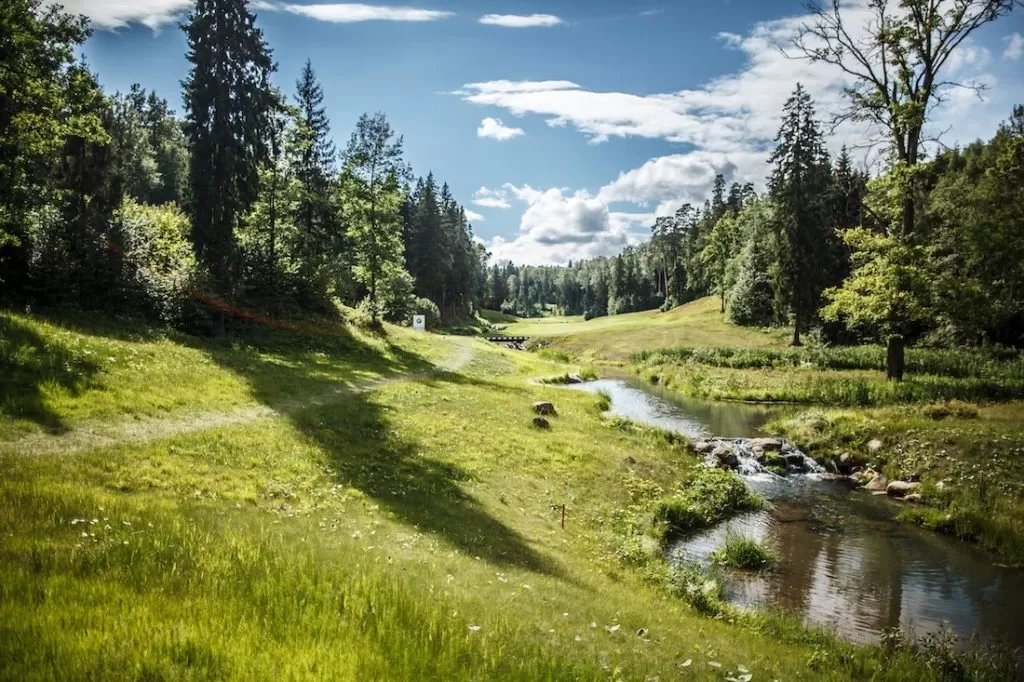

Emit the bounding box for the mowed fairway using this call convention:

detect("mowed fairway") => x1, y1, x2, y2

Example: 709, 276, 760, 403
504, 297, 785, 362
0, 309, 935, 680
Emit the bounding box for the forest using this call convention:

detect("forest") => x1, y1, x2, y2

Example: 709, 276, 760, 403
493, 95, 1024, 367
1, 0, 487, 333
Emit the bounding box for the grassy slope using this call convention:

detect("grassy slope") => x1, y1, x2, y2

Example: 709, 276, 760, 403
503, 297, 785, 362
0, 309, 935, 681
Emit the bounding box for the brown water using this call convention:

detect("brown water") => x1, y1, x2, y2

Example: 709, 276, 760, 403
570, 378, 1024, 651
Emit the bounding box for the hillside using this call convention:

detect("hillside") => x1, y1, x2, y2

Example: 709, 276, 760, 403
502, 297, 786, 361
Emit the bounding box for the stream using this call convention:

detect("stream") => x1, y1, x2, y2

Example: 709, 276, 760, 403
570, 378, 1024, 652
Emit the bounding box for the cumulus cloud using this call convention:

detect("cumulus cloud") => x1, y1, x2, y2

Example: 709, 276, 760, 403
486, 185, 654, 265
464, 209, 485, 222
1005, 33, 1024, 61
477, 117, 525, 141
51, 0, 194, 30
478, 13, 562, 28
460, 0, 1012, 264
279, 3, 454, 22
472, 187, 511, 209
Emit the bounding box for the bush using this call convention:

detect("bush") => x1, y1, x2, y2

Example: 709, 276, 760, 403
922, 400, 980, 420
710, 536, 777, 570
380, 269, 416, 324
411, 297, 441, 329
652, 468, 763, 540
114, 199, 197, 325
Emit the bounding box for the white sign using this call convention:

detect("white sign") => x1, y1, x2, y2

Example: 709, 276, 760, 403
412, 315, 426, 331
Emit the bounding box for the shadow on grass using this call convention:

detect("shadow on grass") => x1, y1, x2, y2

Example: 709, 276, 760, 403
0, 313, 100, 434
198, 323, 559, 575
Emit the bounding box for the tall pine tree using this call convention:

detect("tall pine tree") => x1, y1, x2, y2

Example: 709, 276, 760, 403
768, 83, 833, 346
289, 59, 340, 285
182, 0, 276, 327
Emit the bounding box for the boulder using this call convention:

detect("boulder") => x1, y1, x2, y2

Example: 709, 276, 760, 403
750, 445, 766, 462
567, 374, 584, 384
693, 440, 716, 455
835, 452, 859, 472
532, 416, 550, 429
886, 480, 921, 498
748, 438, 784, 452
712, 445, 739, 468
864, 473, 889, 492
905, 493, 924, 504
533, 401, 557, 416
785, 452, 807, 467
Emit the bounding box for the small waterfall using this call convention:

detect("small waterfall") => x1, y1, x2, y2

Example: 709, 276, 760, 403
694, 437, 824, 477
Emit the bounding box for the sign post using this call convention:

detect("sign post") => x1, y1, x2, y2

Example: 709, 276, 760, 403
412, 314, 426, 331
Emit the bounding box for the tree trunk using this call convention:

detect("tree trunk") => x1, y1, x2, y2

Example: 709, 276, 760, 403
720, 290, 726, 314
886, 335, 905, 381
791, 308, 802, 347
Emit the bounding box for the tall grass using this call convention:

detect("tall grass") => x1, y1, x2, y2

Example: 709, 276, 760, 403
634, 344, 1024, 378
634, 345, 1024, 406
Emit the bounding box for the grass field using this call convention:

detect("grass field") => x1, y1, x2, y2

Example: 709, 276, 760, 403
502, 297, 785, 361
0, 307, 972, 680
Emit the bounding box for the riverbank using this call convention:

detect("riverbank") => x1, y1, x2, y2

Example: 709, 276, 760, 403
770, 403, 1024, 565
3, 308, 974, 680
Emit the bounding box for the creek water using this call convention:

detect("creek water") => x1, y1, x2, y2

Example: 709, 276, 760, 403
569, 378, 1024, 651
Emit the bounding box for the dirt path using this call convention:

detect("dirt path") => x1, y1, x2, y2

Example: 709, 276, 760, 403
2, 337, 477, 457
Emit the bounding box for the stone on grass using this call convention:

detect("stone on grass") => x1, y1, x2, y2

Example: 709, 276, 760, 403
533, 401, 557, 416
886, 480, 921, 498
905, 493, 924, 504
532, 416, 550, 429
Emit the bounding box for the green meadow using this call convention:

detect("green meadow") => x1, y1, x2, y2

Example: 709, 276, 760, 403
0, 308, 988, 680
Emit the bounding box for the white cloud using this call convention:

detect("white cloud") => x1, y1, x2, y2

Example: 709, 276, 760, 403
280, 3, 454, 22
464, 209, 485, 222
477, 117, 525, 141
485, 185, 654, 265
1005, 33, 1024, 61
472, 187, 511, 209
51, 0, 194, 29
478, 13, 562, 28
460, 0, 1016, 265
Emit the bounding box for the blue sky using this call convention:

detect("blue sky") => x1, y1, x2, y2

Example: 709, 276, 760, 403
67, 0, 1024, 264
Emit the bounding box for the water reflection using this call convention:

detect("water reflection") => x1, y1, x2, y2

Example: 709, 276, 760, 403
569, 378, 791, 438
569, 378, 1024, 651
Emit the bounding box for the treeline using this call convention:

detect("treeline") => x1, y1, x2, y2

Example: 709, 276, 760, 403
0, 0, 486, 332
497, 86, 1024, 351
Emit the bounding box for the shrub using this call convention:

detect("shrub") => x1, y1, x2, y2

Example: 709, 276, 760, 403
652, 468, 763, 540
710, 536, 777, 570
922, 400, 980, 420
379, 269, 416, 324
114, 200, 198, 325
666, 563, 726, 616
411, 297, 441, 329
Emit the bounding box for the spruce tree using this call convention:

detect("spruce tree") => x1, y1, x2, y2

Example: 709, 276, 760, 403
290, 59, 339, 281
768, 83, 833, 346
182, 0, 276, 326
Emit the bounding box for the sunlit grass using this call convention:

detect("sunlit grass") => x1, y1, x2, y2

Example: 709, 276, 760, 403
0, 306, 986, 679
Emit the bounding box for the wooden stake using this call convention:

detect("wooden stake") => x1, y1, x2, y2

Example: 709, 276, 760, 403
561, 504, 566, 529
